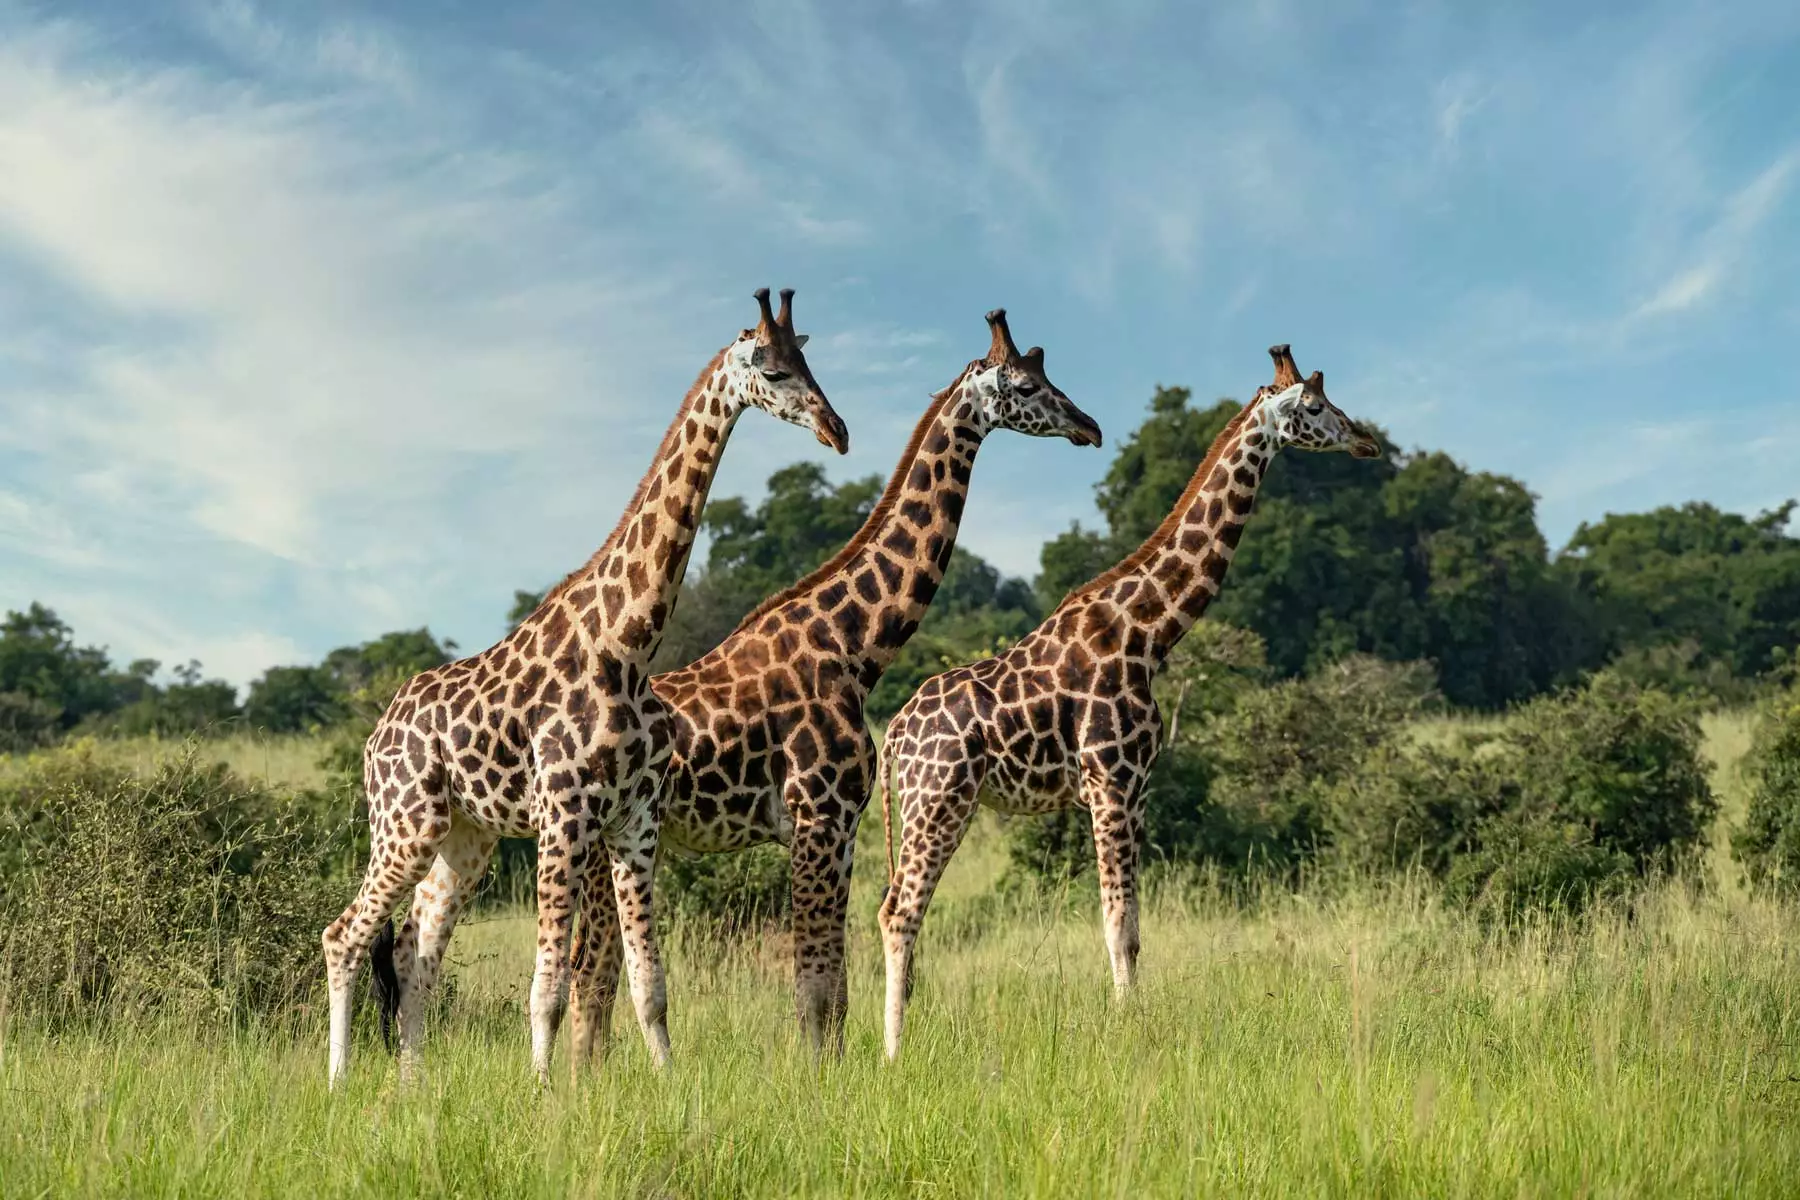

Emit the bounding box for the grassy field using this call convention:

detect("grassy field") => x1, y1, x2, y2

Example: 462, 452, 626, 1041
3, 714, 1797, 1197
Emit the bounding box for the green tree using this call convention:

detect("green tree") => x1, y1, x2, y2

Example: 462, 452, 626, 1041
105, 661, 242, 737
244, 665, 346, 733
321, 628, 456, 691
1558, 501, 1800, 678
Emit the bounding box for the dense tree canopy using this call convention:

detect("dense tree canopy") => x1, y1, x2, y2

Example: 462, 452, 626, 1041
1558, 501, 1800, 677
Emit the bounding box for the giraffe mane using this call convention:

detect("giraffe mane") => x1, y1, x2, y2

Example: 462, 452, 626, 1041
528, 346, 732, 622
728, 360, 981, 631
1065, 397, 1259, 603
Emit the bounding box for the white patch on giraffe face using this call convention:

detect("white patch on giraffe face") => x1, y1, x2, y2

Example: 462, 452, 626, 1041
1258, 381, 1371, 455
717, 332, 845, 452
960, 361, 1101, 446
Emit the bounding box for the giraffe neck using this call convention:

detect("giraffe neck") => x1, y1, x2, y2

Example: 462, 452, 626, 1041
752, 383, 986, 678
525, 350, 741, 667
1082, 399, 1273, 667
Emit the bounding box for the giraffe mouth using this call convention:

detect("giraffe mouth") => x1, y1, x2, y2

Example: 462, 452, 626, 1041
1065, 408, 1104, 448
1350, 435, 1381, 459
814, 410, 851, 455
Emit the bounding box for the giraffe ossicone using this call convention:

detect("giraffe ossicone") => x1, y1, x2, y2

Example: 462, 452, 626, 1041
319, 287, 846, 1090
875, 341, 1380, 1061
564, 307, 1101, 1059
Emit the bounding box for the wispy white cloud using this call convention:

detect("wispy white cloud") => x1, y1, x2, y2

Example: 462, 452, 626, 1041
1627, 150, 1798, 323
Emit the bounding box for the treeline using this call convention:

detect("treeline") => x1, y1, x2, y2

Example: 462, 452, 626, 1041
4, 386, 1798, 752
0, 610, 454, 751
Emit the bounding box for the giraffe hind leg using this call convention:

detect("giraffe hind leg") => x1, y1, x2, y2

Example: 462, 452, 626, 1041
606, 787, 671, 1069
392, 818, 499, 1081
878, 756, 983, 1063
569, 848, 625, 1080
321, 753, 448, 1090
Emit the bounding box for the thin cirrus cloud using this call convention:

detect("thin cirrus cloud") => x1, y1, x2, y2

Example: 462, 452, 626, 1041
0, 0, 1797, 688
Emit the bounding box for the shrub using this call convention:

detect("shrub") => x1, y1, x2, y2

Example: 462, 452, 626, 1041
0, 744, 353, 1023
1602, 639, 1758, 706
1005, 652, 1438, 887
657, 845, 792, 935
1505, 672, 1716, 877
1443, 810, 1635, 916
1733, 686, 1800, 893
1328, 673, 1716, 916
1323, 738, 1518, 877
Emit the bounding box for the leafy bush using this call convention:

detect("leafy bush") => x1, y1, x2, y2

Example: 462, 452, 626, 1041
1506, 673, 1715, 875
1324, 739, 1518, 877
657, 845, 792, 935
1601, 639, 1760, 706
1329, 673, 1716, 916
1006, 651, 1436, 887
0, 744, 353, 1023
1733, 687, 1800, 894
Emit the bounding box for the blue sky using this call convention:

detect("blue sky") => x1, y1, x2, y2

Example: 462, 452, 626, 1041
2, 0, 1797, 687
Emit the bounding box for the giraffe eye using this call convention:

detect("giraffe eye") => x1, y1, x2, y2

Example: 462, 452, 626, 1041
1015, 381, 1039, 396
761, 369, 790, 383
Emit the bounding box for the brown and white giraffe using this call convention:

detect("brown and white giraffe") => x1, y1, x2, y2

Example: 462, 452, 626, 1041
320, 288, 849, 1088
875, 344, 1381, 1059
565, 309, 1102, 1058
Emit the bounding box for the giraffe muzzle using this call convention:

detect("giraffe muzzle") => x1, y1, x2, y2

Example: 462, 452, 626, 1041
814, 409, 851, 455
1065, 407, 1104, 448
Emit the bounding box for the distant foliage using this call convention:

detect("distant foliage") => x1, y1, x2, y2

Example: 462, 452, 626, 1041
1733, 684, 1800, 894
0, 745, 353, 1022
658, 846, 792, 935
1559, 501, 1800, 679
244, 665, 348, 733
1330, 674, 1716, 915
0, 605, 158, 748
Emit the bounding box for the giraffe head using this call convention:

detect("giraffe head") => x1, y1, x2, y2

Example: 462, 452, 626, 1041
959, 309, 1104, 448
724, 287, 850, 454
1255, 344, 1381, 459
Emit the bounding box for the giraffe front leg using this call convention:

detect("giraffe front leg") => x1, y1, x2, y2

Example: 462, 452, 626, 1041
788, 790, 859, 1058
877, 771, 980, 1062
529, 814, 592, 1085
608, 786, 670, 1069
568, 847, 625, 1079
392, 818, 498, 1083
1086, 775, 1147, 996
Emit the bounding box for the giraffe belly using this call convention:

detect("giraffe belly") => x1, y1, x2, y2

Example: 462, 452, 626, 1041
979, 761, 1080, 815
659, 775, 790, 855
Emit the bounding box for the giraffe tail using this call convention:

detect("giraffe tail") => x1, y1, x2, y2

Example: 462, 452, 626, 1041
370, 918, 400, 1053
879, 731, 899, 893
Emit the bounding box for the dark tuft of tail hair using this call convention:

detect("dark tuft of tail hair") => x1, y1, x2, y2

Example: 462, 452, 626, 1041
370, 919, 400, 1052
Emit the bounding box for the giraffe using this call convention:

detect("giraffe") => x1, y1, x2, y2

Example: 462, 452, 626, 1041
565, 309, 1103, 1060
875, 343, 1381, 1059
320, 288, 849, 1089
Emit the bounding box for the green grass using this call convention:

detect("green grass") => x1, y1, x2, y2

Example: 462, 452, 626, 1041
3, 716, 1796, 1197
0, 730, 334, 793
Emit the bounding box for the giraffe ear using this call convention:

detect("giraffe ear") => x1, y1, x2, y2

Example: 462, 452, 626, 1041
792, 333, 809, 350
